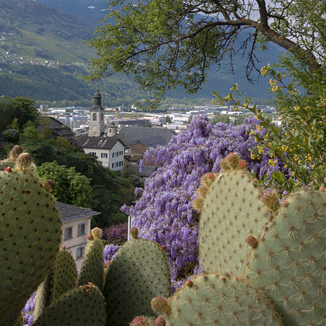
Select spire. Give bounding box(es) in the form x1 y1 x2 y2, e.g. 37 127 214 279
92 89 103 109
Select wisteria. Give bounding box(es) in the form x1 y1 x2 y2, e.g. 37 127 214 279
122 115 287 288
22 292 36 326
102 223 128 246
103 244 121 264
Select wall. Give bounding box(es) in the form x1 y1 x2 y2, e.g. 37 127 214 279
61 216 91 270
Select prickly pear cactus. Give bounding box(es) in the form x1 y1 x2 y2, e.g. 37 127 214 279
52 247 77 302
197 153 275 275
103 229 171 326
78 232 104 291
32 284 106 326
34 266 55 321
152 273 282 326
0 166 62 322
246 188 326 325
0 145 23 171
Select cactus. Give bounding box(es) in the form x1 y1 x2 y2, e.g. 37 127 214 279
152 273 282 326
103 231 171 325
0 161 62 322
32 284 106 326
78 235 104 291
34 247 77 320
246 188 326 325
197 154 275 276
0 145 24 171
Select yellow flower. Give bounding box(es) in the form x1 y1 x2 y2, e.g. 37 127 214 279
272 85 279 92
268 159 275 167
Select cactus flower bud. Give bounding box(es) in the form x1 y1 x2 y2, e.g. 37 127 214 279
154 316 166 326
43 179 55 192
16 153 33 171
130 227 139 240
9 145 23 161
246 235 258 248
151 297 171 315
91 227 102 239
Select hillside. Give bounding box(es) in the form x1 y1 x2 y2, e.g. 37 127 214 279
0 0 283 107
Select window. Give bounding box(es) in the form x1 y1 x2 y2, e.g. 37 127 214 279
119 161 123 166
112 152 115 158
115 162 119 167
125 149 130 154
77 223 86 236
76 247 85 260
101 113 104 121
92 113 97 121
112 163 114 169
101 153 108 158
64 227 72 240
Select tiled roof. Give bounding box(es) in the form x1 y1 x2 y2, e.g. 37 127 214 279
138 136 166 148
56 201 100 223
118 126 174 145
77 135 124 150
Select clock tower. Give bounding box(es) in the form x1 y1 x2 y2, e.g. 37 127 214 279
88 90 105 137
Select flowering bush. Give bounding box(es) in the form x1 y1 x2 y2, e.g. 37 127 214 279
102 223 128 246
122 115 287 288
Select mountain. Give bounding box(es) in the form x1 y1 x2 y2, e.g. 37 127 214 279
0 0 283 107
35 0 109 30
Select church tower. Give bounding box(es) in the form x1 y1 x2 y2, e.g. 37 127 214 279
88 90 105 137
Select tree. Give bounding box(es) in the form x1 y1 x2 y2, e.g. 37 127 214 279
87 0 325 105
37 161 96 209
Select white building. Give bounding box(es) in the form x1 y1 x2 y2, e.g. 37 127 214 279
77 136 125 171
57 202 100 270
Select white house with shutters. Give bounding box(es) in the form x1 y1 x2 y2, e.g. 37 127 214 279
57 201 100 270
77 136 125 171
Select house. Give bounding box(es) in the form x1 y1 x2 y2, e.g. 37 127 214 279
124 141 148 165
37 116 75 140
77 135 125 171
57 201 100 270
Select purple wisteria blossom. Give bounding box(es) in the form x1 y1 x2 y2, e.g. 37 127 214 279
22 292 36 326
103 244 120 264
102 223 128 245
122 115 286 288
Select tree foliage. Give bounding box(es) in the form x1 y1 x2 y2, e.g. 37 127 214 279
37 161 96 208
0 96 39 132
87 0 325 105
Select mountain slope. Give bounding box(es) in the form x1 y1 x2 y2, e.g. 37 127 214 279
0 0 283 106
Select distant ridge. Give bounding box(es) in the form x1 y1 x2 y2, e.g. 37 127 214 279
0 0 283 106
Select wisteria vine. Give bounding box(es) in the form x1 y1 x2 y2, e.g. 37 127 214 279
122 115 287 288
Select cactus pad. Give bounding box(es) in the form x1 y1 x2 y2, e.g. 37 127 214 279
52 248 77 302
32 284 106 326
156 273 282 326
246 189 326 325
0 169 62 317
78 237 104 291
103 237 171 325
199 169 272 275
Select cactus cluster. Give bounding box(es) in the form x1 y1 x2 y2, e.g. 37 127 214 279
0 151 62 325
151 153 326 326
1 148 171 326
4 148 326 325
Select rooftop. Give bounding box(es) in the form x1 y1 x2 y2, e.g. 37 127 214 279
56 201 100 223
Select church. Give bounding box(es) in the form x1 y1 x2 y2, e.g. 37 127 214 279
77 90 125 171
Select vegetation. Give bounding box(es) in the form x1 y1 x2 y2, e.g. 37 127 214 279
87 0 321 107
0 96 141 227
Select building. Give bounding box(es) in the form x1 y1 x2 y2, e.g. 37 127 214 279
77 136 125 171
57 201 100 269
88 90 105 137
